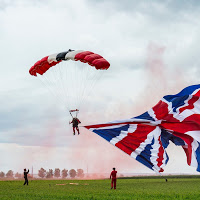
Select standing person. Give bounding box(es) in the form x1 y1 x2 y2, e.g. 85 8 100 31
70 117 81 135
23 168 29 186
110 167 117 189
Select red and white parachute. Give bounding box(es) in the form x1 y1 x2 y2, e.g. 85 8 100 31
29 49 110 76
29 49 110 113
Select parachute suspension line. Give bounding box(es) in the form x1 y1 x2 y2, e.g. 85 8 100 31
76 65 92 108
75 62 85 108
37 74 65 106
47 65 63 103
59 62 74 110
56 62 71 110
77 68 105 110
77 66 94 109
65 62 75 110
47 64 70 107
57 63 66 102
61 61 95 111
50 61 90 111
75 62 91 109
35 61 106 113
67 61 78 109
64 61 74 110
69 111 73 118
42 69 60 102
65 60 81 110
46 61 76 111
76 110 79 118
42 67 66 105
73 60 82 109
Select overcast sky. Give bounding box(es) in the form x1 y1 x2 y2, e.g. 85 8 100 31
1 0 200 175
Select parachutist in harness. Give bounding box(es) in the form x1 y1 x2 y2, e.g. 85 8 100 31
70 117 81 135
69 109 81 135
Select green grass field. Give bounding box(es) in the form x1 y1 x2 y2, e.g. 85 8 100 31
0 176 200 200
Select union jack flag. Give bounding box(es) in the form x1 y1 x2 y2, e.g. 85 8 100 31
84 84 200 173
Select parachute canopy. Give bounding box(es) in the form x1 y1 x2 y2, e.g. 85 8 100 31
29 49 110 112
29 49 110 76
84 84 200 173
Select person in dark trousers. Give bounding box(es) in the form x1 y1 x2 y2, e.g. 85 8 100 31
23 168 29 185
110 167 117 189
70 117 81 135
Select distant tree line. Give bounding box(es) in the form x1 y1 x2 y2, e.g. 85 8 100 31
38 168 84 179
0 168 84 179
0 170 14 178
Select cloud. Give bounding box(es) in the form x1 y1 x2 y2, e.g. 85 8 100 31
1 0 200 173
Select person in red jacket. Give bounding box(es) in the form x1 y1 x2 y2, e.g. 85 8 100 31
70 117 81 135
110 167 117 189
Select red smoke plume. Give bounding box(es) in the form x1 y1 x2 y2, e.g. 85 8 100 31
66 42 188 176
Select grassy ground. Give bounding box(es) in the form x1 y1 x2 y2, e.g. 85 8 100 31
0 176 200 200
